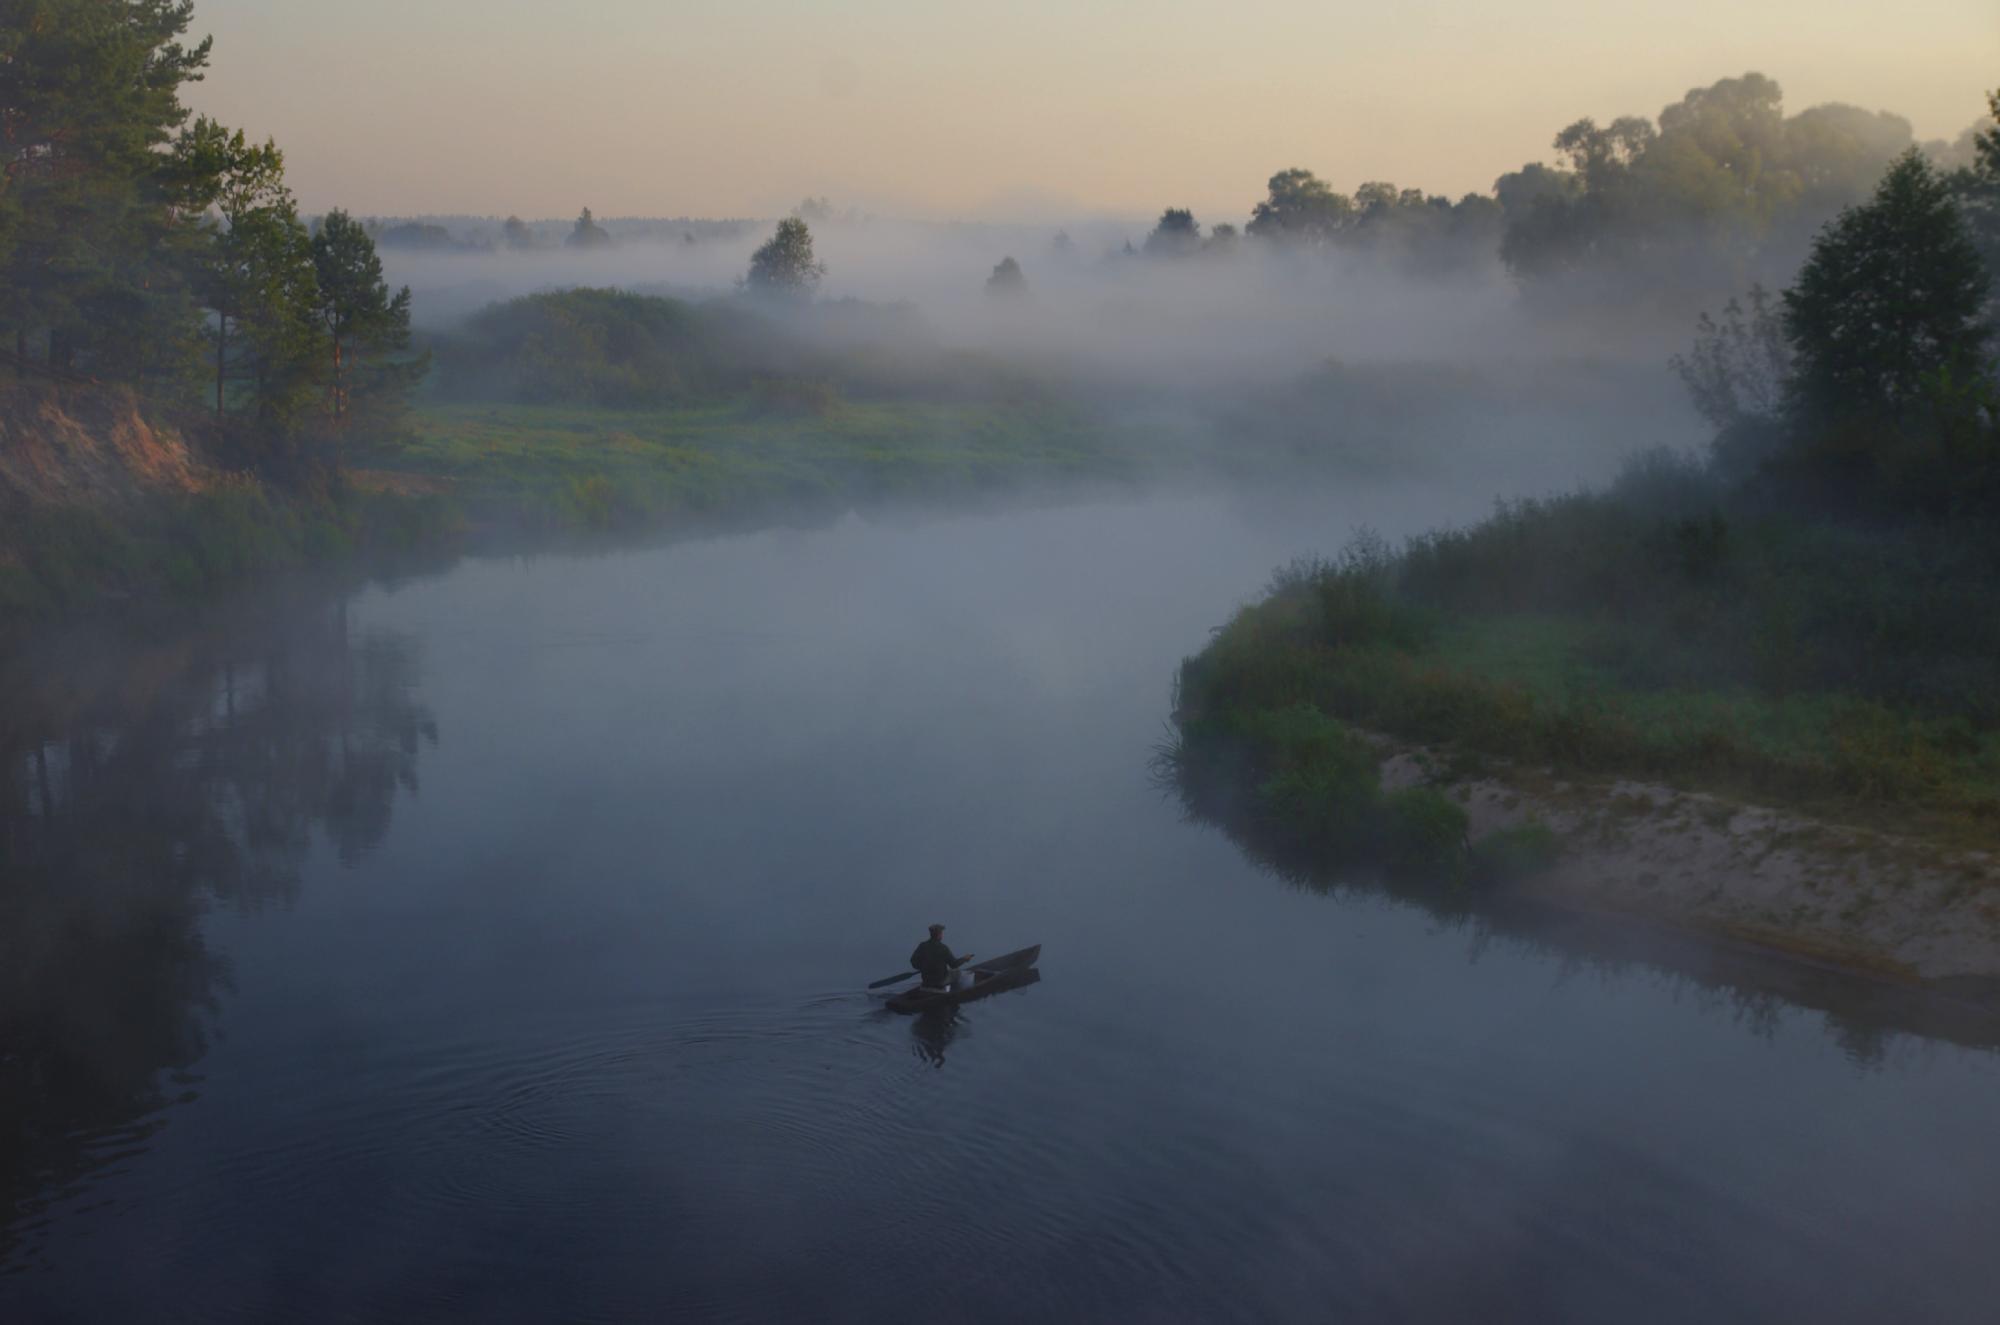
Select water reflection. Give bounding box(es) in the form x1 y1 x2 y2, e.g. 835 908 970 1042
903 970 1043 1068
1164 751 2000 1064
0 597 437 1265
909 1006 963 1068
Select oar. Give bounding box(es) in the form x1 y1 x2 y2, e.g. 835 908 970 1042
866 954 976 990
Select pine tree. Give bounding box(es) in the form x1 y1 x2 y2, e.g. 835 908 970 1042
175 119 323 428
0 0 213 378
309 209 414 430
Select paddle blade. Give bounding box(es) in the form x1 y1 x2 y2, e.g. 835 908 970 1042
868 970 918 990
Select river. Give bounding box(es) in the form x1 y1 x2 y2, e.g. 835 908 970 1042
5 488 2000 1323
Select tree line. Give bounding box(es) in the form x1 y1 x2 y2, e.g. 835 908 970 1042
1117 74 1990 296
1 0 416 479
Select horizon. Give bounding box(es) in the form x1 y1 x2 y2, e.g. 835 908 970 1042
186 0 1997 224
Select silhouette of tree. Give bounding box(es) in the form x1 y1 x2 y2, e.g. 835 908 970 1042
744 218 825 299
985 256 1027 295
565 206 613 249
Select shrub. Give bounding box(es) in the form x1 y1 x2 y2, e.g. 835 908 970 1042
1246 704 1383 855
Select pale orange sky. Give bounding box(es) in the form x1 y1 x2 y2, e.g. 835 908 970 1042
184 0 1998 222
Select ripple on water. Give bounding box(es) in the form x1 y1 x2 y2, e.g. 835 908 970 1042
11 983 1864 1324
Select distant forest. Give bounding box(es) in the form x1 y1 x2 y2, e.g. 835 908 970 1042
365 73 1994 299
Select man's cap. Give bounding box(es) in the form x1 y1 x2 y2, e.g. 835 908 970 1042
928 923 945 935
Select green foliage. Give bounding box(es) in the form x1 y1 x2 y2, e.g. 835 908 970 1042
1241 704 1383 855
1496 74 1921 293
0 0 213 380
1235 170 1498 272
311 209 420 445
1171 452 2000 839
0 2 419 476
745 217 825 299
436 288 730 408
1246 169 1355 245
1380 787 1470 884
1143 208 1202 257
394 398 1121 531
177 118 325 433
1782 151 1991 428
1676 148 2000 512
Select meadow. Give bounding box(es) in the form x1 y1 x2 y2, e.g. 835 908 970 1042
393 397 1132 531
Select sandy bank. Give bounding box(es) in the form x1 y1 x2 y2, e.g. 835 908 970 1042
1379 749 2000 983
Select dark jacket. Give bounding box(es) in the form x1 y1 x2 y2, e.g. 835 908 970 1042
910 938 966 988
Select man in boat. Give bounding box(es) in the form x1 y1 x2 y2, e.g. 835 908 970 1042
910 924 974 992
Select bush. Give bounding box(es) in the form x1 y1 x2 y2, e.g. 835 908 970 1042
1245 704 1383 855
434 289 740 408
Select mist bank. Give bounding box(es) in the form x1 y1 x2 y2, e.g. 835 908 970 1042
373 70 1999 374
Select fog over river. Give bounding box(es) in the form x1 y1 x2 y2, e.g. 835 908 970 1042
5 486 2000 1323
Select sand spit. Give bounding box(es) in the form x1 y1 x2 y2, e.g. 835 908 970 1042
1380 749 2000 983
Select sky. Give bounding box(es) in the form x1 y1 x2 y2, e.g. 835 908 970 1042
183 0 1999 223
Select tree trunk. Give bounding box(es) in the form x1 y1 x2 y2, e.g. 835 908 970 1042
215 315 228 422
330 336 344 422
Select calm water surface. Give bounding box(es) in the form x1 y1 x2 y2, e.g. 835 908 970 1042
5 489 2000 1323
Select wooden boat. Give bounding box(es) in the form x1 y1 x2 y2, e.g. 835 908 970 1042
884 944 1042 1013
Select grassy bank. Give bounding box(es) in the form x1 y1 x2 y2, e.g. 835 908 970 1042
392 398 1132 531
1170 455 2000 878
1 393 1135 625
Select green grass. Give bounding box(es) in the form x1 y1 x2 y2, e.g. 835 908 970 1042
1162 700 1498 893
395 398 1131 530
1171 503 2000 850
4 393 1129 626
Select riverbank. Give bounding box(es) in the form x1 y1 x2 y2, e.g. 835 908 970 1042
1166 458 2000 984
0 389 1136 627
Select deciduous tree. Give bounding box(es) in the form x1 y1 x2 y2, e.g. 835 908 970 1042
1246 168 1353 245
1143 208 1201 257
1782 150 1991 424
744 217 825 299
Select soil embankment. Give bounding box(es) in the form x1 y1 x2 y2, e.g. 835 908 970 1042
0 383 209 512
